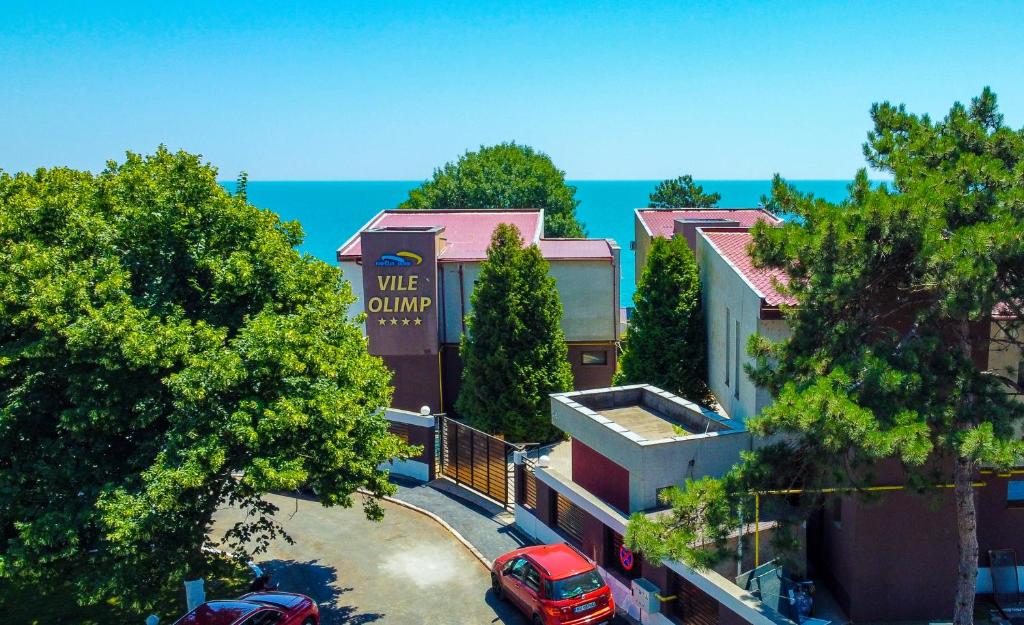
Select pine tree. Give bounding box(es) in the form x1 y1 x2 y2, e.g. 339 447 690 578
456 223 574 441
648 175 721 208
616 234 714 405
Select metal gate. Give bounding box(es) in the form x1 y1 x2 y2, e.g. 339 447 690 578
439 416 519 507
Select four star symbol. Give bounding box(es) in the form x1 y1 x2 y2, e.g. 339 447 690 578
376 316 424 326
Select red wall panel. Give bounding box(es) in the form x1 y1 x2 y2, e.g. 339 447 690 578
571 438 630 513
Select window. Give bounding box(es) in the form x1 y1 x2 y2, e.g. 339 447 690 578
1018 359 1024 390
1008 481 1024 506
725 308 731 386
242 611 283 625
734 320 741 400
581 350 607 366
548 570 605 599
523 563 541 592
504 557 528 577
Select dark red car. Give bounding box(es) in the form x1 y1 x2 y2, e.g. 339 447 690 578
172 591 319 625
491 543 615 625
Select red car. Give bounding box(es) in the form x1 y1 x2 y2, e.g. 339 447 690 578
172 591 319 625
491 543 615 625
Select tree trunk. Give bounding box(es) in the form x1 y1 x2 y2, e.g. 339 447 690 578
952 453 979 625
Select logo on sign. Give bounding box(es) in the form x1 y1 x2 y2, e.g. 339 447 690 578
619 544 634 571
375 251 423 267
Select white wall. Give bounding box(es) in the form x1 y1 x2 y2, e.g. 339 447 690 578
697 236 769 422
548 260 618 341
340 260 365 331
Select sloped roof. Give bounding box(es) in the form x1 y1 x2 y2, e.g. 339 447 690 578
337 209 544 262
636 208 781 239
699 229 797 308
538 238 615 260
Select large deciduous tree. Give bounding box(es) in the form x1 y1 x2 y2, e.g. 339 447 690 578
456 223 573 442
399 142 586 238
648 175 721 208
0 148 410 609
615 234 714 406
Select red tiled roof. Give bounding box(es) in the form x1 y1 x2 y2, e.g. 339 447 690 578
700 229 797 307
538 238 615 260
336 209 544 262
636 208 781 239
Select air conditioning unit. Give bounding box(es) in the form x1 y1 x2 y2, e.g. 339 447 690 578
631 577 661 615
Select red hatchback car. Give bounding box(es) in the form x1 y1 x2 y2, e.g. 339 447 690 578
172 591 319 625
491 544 615 625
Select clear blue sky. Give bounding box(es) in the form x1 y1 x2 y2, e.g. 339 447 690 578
2 1 1023 180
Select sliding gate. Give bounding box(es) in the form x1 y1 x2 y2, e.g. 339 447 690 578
439 416 519 507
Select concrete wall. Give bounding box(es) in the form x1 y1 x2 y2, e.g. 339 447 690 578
552 391 751 512
697 234 786 422
634 212 652 288
340 260 365 328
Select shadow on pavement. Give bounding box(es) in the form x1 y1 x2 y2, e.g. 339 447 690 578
261 558 384 625
483 587 531 624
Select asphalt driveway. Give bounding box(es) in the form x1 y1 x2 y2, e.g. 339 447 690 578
212 492 527 625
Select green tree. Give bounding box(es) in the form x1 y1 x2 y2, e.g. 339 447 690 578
648 175 721 208
629 90 1024 625
615 235 714 405
456 223 574 441
399 142 585 238
0 148 411 610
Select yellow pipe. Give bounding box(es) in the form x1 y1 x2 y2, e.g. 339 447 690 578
757 482 985 496
754 493 760 568
655 594 678 602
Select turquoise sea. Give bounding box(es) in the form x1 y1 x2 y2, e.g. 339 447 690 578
222 180 855 307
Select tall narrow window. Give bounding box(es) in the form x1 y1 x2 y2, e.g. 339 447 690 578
734 320 741 399
725 308 731 386
1017 359 1024 390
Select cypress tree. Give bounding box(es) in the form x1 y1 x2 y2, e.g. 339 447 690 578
456 223 573 441
616 234 714 405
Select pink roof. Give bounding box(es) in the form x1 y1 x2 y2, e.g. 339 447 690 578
636 208 781 239
700 229 797 308
538 238 614 260
337 209 543 262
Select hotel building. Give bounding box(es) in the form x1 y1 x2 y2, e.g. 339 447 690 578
336 209 621 416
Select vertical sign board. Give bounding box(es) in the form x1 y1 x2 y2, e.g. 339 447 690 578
360 227 441 356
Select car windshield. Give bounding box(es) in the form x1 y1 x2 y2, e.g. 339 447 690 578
548 570 604 600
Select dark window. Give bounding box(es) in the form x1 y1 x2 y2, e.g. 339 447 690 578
242 611 284 625
1008 481 1024 506
734 320 741 400
523 563 541 592
581 351 608 366
725 309 731 386
548 570 605 600
504 557 528 577
1018 359 1024 389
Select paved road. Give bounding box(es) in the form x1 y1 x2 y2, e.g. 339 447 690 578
390 477 530 562
213 492 527 625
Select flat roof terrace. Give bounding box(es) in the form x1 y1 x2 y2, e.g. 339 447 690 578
567 384 731 444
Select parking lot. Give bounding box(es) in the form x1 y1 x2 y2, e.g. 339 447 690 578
213 492 528 625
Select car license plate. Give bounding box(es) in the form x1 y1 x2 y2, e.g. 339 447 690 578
574 601 597 613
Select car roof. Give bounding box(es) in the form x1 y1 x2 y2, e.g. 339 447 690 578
174 600 261 625
522 544 595 579
240 591 306 610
